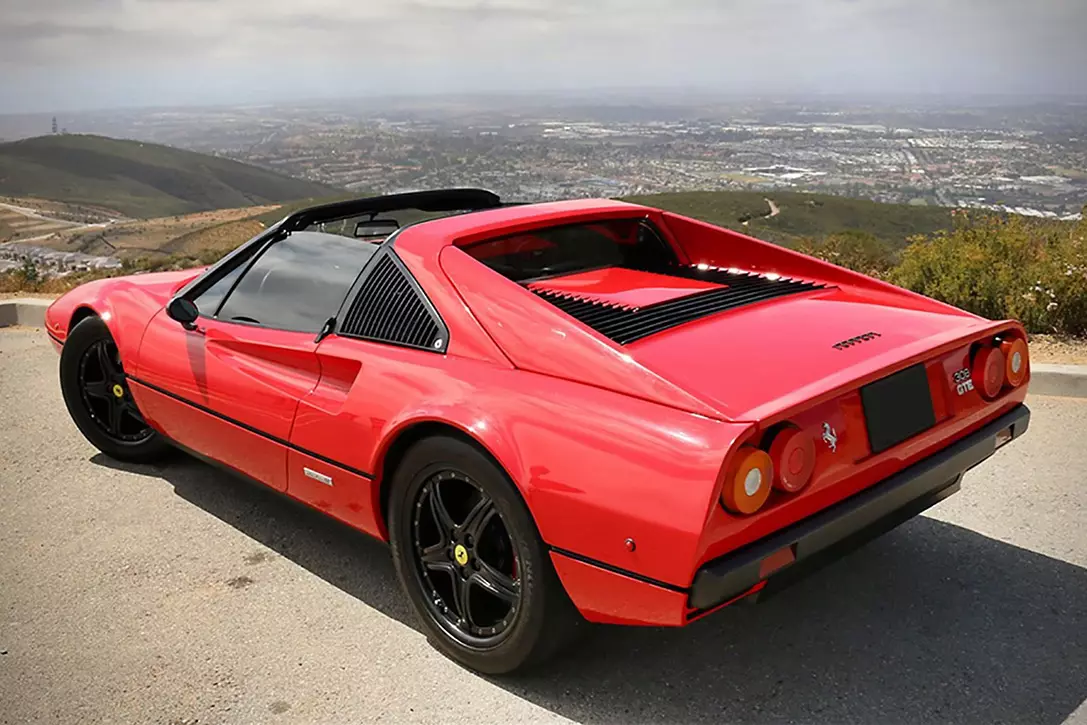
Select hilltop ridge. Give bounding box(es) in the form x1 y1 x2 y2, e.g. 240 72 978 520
0 134 337 219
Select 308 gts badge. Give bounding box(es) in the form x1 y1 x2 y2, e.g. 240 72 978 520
952 367 974 396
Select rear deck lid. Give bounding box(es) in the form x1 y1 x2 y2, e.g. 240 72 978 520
626 286 990 421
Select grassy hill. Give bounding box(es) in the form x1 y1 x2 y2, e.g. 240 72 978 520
624 190 954 249
0 135 337 219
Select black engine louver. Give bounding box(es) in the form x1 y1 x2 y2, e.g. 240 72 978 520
339 254 444 351
532 267 826 345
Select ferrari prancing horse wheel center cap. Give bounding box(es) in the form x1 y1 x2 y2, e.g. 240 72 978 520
112 383 125 398
453 544 469 566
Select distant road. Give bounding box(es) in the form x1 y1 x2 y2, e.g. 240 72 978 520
0 201 64 223
0 201 112 245
740 197 782 227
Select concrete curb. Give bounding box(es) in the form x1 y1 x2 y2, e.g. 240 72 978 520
0 298 50 329
3 298 1086 398
1027 364 1087 399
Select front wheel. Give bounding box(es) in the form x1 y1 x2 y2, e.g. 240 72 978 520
59 316 171 463
388 435 581 674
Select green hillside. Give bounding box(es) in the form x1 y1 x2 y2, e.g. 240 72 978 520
0 134 337 219
623 190 954 249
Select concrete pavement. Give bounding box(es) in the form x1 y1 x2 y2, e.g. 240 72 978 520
1 327 1085 724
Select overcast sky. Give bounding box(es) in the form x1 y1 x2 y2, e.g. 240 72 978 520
1 0 1085 113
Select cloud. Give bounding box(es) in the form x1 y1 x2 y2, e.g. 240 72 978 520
0 0 1084 112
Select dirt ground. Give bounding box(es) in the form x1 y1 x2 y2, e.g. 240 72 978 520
28 205 277 258
1027 334 1087 365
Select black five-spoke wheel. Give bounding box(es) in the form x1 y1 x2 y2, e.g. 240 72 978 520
389 435 582 674
78 338 153 443
413 472 521 644
59 315 171 463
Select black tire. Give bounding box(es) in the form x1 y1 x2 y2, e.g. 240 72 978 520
388 435 582 674
59 316 171 464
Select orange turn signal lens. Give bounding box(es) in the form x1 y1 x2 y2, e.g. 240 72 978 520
721 446 773 515
972 345 1006 400
1000 338 1029 388
769 426 815 493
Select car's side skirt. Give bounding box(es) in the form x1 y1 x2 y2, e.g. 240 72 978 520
160 434 389 547
127 374 375 481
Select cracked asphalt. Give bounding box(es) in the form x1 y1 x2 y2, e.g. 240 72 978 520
1 327 1085 724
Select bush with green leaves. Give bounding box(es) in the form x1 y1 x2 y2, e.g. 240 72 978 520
794 230 898 279
890 211 1087 336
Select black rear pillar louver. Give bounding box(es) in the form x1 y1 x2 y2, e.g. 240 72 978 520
532 266 826 345
339 253 445 351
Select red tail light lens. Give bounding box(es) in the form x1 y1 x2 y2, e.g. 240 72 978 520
769 426 815 493
1000 338 1029 387
972 345 1006 400
721 446 773 515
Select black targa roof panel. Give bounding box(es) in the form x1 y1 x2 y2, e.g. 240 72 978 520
282 188 503 232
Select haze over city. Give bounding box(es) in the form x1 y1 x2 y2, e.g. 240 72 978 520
2 0 1086 113
1 0 1085 276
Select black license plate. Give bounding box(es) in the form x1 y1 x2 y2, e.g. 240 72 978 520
860 364 937 454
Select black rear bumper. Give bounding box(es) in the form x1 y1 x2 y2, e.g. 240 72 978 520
688 404 1031 612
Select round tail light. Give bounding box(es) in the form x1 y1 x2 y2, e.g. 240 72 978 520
972 345 1006 399
1000 338 1028 387
769 426 815 493
721 446 773 515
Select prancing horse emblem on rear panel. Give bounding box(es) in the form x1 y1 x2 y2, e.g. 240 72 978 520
822 422 838 453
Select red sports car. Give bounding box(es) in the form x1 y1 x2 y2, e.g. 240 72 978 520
46 189 1031 674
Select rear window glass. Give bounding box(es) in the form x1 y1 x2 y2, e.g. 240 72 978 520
461 219 677 282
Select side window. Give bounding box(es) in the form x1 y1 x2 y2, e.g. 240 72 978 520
216 231 376 333
194 262 247 318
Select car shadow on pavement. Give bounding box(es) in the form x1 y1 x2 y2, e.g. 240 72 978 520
95 453 1087 725
92 452 420 627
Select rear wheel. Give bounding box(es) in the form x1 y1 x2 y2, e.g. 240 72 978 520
59 316 171 463
388 436 581 674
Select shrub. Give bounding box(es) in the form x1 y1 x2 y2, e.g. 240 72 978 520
794 231 897 279
19 259 41 285
891 211 1087 336
0 258 44 293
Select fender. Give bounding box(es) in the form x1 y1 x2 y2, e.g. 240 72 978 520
344 354 754 588
45 269 202 375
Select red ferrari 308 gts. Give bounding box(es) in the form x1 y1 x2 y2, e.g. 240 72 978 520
46 189 1031 674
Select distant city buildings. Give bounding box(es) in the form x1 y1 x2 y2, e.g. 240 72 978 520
0 243 121 275
180 104 1079 219
9 99 1087 226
